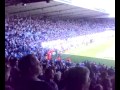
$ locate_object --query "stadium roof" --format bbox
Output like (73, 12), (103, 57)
(5, 0), (109, 18)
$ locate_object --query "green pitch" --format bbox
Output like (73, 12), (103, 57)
(61, 37), (115, 67)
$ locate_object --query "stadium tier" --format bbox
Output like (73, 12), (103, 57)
(5, 1), (115, 90)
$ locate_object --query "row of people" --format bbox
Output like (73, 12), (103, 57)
(5, 54), (115, 90)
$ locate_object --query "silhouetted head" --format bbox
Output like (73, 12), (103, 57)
(18, 54), (42, 77)
(64, 66), (91, 90)
(45, 67), (55, 80)
(54, 71), (62, 81)
(101, 71), (108, 79)
(9, 57), (18, 68)
(102, 78), (112, 90)
(5, 64), (11, 82)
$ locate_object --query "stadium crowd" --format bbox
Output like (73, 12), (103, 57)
(5, 15), (115, 58)
(5, 54), (115, 90)
(5, 15), (115, 90)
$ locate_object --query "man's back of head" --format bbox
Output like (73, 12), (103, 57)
(18, 54), (42, 77)
(63, 66), (91, 90)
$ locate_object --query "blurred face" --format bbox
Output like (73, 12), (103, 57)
(55, 74), (61, 81)
(50, 70), (55, 79)
(84, 71), (91, 90)
(16, 60), (19, 67)
(35, 59), (43, 75)
(47, 69), (54, 79)
(30, 58), (43, 76)
(5, 65), (11, 82)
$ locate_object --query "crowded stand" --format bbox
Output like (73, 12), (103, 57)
(5, 15), (115, 90)
(5, 54), (115, 90)
(5, 15), (115, 58)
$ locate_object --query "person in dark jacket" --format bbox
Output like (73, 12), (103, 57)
(15, 54), (54, 90)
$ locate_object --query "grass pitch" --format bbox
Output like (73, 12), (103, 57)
(61, 37), (115, 67)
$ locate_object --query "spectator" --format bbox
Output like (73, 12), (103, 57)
(5, 63), (11, 83)
(9, 58), (20, 88)
(44, 67), (58, 90)
(16, 54), (54, 90)
(63, 66), (91, 90)
(101, 78), (112, 90)
(54, 71), (62, 90)
(111, 76), (115, 90)
(5, 63), (14, 90)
